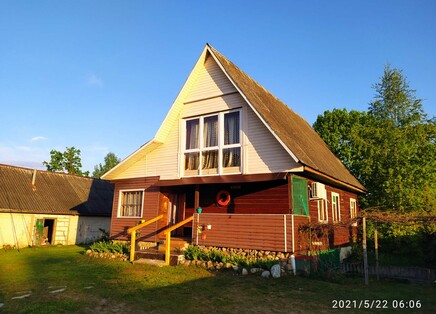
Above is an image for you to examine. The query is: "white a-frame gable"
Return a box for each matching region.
[103,45,301,181]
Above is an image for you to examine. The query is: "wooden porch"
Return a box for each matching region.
[128,212,313,265]
[192,213,311,254]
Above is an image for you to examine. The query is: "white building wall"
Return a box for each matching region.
[0,212,110,248]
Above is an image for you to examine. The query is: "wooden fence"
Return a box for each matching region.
[342,262,436,284]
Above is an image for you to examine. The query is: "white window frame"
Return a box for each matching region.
[182,109,242,177]
[117,189,144,218]
[331,192,341,223]
[350,198,357,219]
[317,199,328,223]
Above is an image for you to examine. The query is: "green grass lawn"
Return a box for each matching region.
[0,246,434,313]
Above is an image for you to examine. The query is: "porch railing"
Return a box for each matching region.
[163,215,194,265]
[127,214,164,262]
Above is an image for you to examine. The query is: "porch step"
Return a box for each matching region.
[157,237,191,253]
[133,258,166,267]
[135,248,185,266]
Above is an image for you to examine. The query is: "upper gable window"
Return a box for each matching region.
[184,110,241,176]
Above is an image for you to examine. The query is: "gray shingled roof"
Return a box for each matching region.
[208,45,365,192]
[0,164,114,216]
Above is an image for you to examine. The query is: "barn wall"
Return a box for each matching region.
[0,213,34,247]
[0,212,110,247]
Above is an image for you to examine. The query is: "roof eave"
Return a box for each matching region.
[302,166,367,194]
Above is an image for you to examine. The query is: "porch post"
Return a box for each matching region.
[194,184,200,209]
[287,175,293,213]
[165,232,171,266]
[130,232,136,262]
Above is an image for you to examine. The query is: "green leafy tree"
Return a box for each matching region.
[92,152,121,178]
[361,65,435,212]
[313,108,367,174]
[43,147,89,176]
[314,65,435,213]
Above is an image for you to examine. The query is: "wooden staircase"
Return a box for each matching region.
[128,215,194,265]
[135,237,190,266]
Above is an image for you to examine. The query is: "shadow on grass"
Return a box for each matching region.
[0,246,435,313]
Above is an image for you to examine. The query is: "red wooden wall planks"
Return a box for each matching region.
[109,176,160,241]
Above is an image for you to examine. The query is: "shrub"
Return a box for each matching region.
[89,240,129,254]
[184,245,281,269]
[184,245,206,261]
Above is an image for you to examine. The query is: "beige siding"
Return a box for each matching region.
[110,52,299,181]
[185,55,237,103]
[245,108,299,173]
[112,157,147,180]
[146,119,180,179]
[182,93,245,118]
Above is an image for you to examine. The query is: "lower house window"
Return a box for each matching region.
[317,199,328,223]
[331,192,341,223]
[118,190,143,218]
[350,198,357,219]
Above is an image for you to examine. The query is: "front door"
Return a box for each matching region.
[161,191,186,237]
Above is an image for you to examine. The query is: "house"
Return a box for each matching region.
[0,164,114,247]
[102,44,366,259]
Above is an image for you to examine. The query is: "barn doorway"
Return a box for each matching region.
[34,218,55,245]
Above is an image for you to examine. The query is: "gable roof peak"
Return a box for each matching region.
[205,45,365,192]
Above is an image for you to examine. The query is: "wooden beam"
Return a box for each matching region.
[129,232,136,262]
[165,232,171,266]
[194,184,200,210]
[156,172,287,186]
[287,174,293,214]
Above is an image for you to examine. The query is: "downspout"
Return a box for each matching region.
[291,214,295,253]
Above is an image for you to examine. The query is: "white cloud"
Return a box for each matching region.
[31,136,48,142]
[0,144,46,169]
[86,73,104,87]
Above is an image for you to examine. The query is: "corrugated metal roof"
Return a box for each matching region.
[0,164,114,216]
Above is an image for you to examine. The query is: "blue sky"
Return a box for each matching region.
[1,1,435,173]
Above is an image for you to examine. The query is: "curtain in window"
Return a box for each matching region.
[202,116,218,169]
[185,119,199,171]
[185,152,199,170]
[223,148,240,167]
[223,112,240,168]
[224,112,240,145]
[203,116,217,147]
[121,191,143,217]
[202,151,218,169]
[186,119,199,149]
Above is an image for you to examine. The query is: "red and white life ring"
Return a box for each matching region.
[216,190,231,207]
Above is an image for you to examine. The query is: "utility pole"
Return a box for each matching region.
[362,216,369,285]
